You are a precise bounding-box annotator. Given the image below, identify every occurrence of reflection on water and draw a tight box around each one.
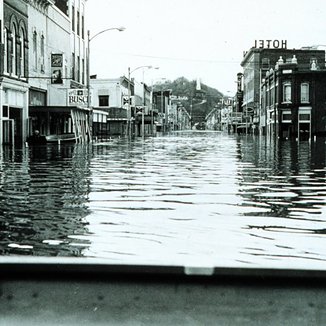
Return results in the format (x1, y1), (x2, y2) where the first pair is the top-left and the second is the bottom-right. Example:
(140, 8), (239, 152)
(1, 132), (326, 268)
(0, 145), (92, 256)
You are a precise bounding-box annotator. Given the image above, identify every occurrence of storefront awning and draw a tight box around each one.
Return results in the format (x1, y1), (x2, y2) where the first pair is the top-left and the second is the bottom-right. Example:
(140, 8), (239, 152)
(29, 106), (91, 114)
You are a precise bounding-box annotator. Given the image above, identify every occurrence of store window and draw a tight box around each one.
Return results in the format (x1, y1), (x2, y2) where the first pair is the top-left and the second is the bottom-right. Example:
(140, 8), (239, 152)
(282, 110), (292, 122)
(299, 113), (311, 121)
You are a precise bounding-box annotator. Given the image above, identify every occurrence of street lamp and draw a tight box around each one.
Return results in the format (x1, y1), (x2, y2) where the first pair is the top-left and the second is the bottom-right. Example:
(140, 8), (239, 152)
(87, 27), (125, 139)
(127, 65), (157, 137)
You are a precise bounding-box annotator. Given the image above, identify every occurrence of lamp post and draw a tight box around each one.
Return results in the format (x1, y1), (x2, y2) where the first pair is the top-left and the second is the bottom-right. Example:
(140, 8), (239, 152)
(87, 26), (125, 140)
(127, 65), (157, 137)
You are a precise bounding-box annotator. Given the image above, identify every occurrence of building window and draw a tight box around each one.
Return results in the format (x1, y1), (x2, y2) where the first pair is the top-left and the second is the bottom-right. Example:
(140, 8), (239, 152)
(261, 58), (270, 70)
(99, 95), (109, 107)
(20, 29), (25, 77)
(300, 83), (309, 103)
(40, 34), (45, 72)
(17, 34), (22, 77)
(72, 6), (75, 32)
(29, 89), (47, 106)
(41, 34), (45, 57)
(82, 58), (85, 84)
(71, 52), (75, 80)
(82, 15), (85, 39)
(12, 25), (17, 75)
(270, 87), (275, 106)
(299, 113), (311, 121)
(4, 28), (8, 73)
(282, 110), (292, 122)
(77, 11), (80, 36)
(77, 55), (80, 82)
(33, 31), (37, 70)
(283, 82), (291, 103)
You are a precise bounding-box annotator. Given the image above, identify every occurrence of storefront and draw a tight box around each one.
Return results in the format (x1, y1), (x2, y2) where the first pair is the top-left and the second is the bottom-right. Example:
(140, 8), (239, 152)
(0, 79), (29, 146)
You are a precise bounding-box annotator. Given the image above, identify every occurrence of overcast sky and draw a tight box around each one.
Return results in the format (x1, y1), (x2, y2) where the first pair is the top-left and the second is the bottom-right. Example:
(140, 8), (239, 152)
(86, 0), (326, 95)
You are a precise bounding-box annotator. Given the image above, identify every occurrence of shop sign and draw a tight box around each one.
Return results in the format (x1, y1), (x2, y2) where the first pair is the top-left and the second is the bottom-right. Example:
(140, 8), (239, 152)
(171, 95), (189, 101)
(68, 89), (89, 107)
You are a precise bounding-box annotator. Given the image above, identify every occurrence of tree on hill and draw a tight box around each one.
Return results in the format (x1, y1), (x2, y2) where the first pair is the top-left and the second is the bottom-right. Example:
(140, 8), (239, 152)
(153, 77), (224, 125)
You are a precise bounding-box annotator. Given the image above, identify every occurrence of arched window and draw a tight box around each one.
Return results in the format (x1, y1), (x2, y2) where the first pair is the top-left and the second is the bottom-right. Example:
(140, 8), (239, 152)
(16, 29), (22, 77)
(41, 34), (45, 72)
(300, 82), (309, 103)
(41, 34), (45, 57)
(20, 28), (25, 78)
(33, 31), (37, 69)
(283, 82), (292, 103)
(4, 28), (8, 73)
(11, 24), (17, 75)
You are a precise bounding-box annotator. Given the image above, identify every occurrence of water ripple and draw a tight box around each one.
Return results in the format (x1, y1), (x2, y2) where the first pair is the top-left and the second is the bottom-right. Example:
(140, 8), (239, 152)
(1, 133), (326, 269)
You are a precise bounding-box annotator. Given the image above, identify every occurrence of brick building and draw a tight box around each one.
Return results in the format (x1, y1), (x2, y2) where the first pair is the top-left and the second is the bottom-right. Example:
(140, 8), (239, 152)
(261, 54), (326, 140)
(240, 45), (325, 136)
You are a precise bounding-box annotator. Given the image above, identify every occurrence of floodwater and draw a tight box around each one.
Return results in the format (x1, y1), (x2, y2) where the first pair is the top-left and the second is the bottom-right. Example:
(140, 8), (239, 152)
(1, 131), (326, 269)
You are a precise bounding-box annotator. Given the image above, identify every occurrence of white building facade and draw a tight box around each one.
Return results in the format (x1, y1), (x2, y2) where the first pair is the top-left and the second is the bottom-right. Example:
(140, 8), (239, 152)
(90, 77), (131, 136)
(27, 0), (90, 143)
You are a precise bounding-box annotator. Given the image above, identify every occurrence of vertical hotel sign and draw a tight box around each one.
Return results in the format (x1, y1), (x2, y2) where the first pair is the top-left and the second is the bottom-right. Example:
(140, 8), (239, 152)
(51, 53), (63, 84)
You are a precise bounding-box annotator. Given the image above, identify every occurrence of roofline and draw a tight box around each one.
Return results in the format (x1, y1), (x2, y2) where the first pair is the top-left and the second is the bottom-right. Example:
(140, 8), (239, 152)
(241, 48), (326, 67)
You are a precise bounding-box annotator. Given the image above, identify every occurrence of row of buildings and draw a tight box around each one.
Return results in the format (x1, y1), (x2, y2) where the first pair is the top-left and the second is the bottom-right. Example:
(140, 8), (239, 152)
(206, 41), (326, 141)
(90, 77), (191, 139)
(0, 0), (191, 147)
(0, 0), (90, 146)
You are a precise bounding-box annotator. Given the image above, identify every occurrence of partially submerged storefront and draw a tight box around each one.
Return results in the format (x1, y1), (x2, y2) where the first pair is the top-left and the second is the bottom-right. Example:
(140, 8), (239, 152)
(0, 79), (29, 146)
(29, 105), (91, 143)
(29, 88), (108, 143)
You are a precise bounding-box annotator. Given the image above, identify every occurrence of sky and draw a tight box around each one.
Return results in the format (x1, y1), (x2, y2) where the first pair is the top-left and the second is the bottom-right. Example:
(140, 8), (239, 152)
(86, 0), (326, 95)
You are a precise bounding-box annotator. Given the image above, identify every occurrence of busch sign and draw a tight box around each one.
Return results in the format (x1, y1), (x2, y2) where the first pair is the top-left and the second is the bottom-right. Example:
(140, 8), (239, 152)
(68, 89), (89, 107)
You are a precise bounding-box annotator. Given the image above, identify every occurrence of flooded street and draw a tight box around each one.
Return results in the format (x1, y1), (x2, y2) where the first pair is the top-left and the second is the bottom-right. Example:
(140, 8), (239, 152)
(1, 131), (326, 269)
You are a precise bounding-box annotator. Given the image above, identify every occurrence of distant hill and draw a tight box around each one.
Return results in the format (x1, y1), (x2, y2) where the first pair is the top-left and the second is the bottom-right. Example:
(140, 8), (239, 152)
(153, 77), (224, 124)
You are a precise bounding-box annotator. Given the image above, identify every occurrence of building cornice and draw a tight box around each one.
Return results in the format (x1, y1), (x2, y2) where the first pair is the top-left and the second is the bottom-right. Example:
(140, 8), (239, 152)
(28, 0), (55, 12)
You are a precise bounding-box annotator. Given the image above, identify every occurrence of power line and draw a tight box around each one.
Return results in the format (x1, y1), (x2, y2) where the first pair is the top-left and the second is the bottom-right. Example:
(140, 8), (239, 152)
(113, 52), (241, 64)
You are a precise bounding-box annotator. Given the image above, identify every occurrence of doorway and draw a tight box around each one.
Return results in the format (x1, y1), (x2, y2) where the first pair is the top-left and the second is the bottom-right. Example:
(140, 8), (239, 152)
(2, 119), (15, 145)
(299, 122), (311, 141)
(9, 107), (23, 145)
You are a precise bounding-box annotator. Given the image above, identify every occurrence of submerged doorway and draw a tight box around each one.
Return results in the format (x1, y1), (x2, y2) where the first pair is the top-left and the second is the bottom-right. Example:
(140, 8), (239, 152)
(2, 119), (15, 145)
(298, 108), (311, 141)
(10, 107), (23, 145)
(298, 122), (311, 141)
